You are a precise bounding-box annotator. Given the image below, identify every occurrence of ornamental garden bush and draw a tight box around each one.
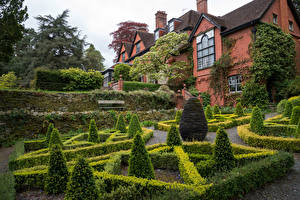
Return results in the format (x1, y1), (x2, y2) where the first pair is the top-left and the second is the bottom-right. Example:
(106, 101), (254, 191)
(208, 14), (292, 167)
(45, 123), (54, 146)
(205, 105), (213, 120)
(127, 114), (142, 138)
(290, 106), (300, 125)
(49, 128), (63, 147)
(175, 110), (182, 124)
(284, 101), (293, 118)
(277, 99), (287, 114)
(213, 105), (220, 115)
(250, 106), (264, 135)
(166, 125), (182, 147)
(88, 119), (99, 143)
(116, 114), (126, 133)
(234, 102), (244, 117)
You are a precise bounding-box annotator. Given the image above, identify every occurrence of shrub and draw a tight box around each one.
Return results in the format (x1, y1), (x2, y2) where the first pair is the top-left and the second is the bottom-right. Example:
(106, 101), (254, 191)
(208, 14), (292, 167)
(290, 106), (300, 125)
(241, 81), (269, 107)
(200, 92), (211, 107)
(286, 76), (300, 98)
(65, 157), (99, 200)
(166, 125), (182, 147)
(49, 128), (63, 147)
(205, 105), (213, 120)
(213, 105), (220, 115)
(108, 110), (117, 128)
(45, 123), (54, 146)
(0, 172), (15, 200)
(175, 110), (182, 124)
(234, 102), (244, 117)
(250, 106), (264, 135)
(283, 101), (293, 118)
(127, 114), (142, 138)
(213, 127), (235, 171)
(277, 99), (288, 114)
(0, 71), (17, 89)
(296, 119), (300, 137)
(196, 159), (216, 177)
(44, 144), (69, 194)
(123, 81), (160, 92)
(88, 119), (99, 143)
(189, 86), (199, 97)
(128, 132), (155, 179)
(116, 114), (126, 133)
(114, 63), (131, 81)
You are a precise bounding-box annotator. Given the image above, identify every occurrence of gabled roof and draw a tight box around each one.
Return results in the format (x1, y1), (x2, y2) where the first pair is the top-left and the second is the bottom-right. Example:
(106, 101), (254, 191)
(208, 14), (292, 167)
(123, 42), (133, 55)
(175, 10), (201, 32)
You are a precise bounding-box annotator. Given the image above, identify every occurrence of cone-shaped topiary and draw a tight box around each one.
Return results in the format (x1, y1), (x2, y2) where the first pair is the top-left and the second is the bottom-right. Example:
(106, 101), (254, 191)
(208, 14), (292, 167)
(284, 101), (293, 118)
(88, 119), (99, 143)
(46, 123), (54, 146)
(44, 144), (69, 194)
(290, 106), (300, 125)
(213, 127), (235, 171)
(116, 114), (126, 133)
(49, 128), (63, 147)
(175, 110), (182, 124)
(128, 132), (155, 179)
(213, 105), (220, 115)
(234, 102), (244, 117)
(65, 157), (99, 200)
(205, 105), (213, 120)
(250, 106), (264, 135)
(166, 124), (182, 146)
(127, 114), (142, 138)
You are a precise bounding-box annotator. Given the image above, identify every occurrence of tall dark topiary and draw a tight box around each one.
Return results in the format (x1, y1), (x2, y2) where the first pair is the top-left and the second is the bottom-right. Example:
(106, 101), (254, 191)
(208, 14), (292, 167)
(88, 119), (99, 143)
(166, 124), (182, 146)
(45, 144), (69, 194)
(46, 123), (54, 145)
(250, 106), (264, 135)
(179, 98), (208, 141)
(116, 114), (126, 133)
(49, 128), (63, 147)
(213, 105), (220, 115)
(65, 157), (99, 200)
(175, 110), (182, 124)
(290, 106), (300, 125)
(234, 102), (244, 117)
(128, 132), (155, 179)
(213, 127), (235, 171)
(284, 101), (293, 118)
(127, 114), (142, 138)
(205, 105), (213, 120)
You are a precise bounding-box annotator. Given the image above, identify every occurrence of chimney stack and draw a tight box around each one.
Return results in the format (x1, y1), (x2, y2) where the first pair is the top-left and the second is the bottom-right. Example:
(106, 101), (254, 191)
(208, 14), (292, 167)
(197, 0), (208, 14)
(155, 11), (167, 29)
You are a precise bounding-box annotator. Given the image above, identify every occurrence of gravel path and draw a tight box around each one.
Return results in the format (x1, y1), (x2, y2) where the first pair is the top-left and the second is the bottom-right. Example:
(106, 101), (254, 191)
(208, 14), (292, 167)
(146, 127), (167, 146)
(0, 146), (14, 173)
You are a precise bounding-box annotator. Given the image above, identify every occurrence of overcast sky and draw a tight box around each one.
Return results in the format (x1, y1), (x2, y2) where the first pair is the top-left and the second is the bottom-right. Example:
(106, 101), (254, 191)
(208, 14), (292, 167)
(24, 0), (252, 68)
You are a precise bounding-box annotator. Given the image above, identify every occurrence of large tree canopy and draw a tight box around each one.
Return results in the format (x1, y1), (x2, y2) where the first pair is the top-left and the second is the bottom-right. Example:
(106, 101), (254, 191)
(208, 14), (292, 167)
(0, 0), (28, 67)
(109, 21), (148, 62)
(83, 44), (105, 71)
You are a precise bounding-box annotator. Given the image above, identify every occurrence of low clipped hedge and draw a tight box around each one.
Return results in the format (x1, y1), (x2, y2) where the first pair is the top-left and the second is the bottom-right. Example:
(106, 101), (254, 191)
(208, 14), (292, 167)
(123, 81), (160, 92)
(238, 124), (300, 152)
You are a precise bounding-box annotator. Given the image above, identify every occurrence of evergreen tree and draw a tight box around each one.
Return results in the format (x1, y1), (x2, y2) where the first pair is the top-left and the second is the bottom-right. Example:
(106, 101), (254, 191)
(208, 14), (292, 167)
(213, 105), (220, 115)
(250, 106), (264, 134)
(213, 127), (235, 171)
(234, 102), (244, 117)
(284, 101), (293, 118)
(44, 144), (69, 194)
(205, 105), (213, 120)
(175, 110), (182, 124)
(127, 114), (142, 138)
(45, 123), (54, 146)
(49, 128), (63, 147)
(116, 114), (126, 133)
(290, 106), (300, 125)
(88, 119), (99, 143)
(128, 132), (155, 179)
(83, 44), (105, 71)
(166, 124), (182, 146)
(65, 157), (99, 200)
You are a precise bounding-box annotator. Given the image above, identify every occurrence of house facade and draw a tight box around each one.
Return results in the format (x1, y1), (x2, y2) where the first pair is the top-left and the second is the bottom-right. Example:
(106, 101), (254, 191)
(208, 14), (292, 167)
(116, 0), (300, 106)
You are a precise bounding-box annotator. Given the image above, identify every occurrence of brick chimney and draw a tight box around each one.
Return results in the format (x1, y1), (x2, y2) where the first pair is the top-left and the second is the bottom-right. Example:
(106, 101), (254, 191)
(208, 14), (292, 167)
(197, 0), (208, 14)
(155, 11), (167, 29)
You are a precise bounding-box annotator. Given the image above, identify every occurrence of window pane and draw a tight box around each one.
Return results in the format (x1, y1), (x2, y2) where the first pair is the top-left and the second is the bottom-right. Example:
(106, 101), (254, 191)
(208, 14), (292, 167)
(197, 51), (202, 57)
(197, 43), (201, 50)
(203, 49), (208, 56)
(208, 38), (214, 46)
(202, 36), (208, 48)
(208, 55), (214, 66)
(209, 47), (214, 54)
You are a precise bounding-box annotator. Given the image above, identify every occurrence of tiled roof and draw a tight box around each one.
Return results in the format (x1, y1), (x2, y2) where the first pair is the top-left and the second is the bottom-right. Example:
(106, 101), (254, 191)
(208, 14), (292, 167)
(136, 31), (155, 49)
(175, 10), (201, 32)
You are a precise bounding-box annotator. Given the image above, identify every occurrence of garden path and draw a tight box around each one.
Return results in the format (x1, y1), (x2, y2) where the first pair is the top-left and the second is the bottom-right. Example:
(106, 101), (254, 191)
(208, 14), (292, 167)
(0, 146), (14, 173)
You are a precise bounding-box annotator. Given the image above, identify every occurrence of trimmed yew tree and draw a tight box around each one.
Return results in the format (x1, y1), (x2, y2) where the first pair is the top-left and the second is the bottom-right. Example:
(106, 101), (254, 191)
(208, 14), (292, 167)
(49, 128), (63, 147)
(45, 123), (54, 145)
(284, 101), (293, 118)
(127, 114), (142, 138)
(128, 132), (155, 179)
(213, 105), (220, 115)
(213, 127), (235, 171)
(250, 106), (264, 135)
(290, 106), (300, 125)
(167, 124), (182, 146)
(205, 105), (213, 120)
(234, 102), (244, 117)
(65, 157), (99, 200)
(116, 114), (126, 133)
(44, 144), (69, 194)
(88, 119), (99, 143)
(175, 110), (182, 124)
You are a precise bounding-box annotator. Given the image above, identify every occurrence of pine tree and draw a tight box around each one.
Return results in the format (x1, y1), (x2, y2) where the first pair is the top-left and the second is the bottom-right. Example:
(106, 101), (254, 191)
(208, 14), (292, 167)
(175, 110), (182, 124)
(250, 106), (264, 134)
(49, 128), (63, 147)
(284, 101), (293, 118)
(88, 119), (99, 143)
(65, 157), (99, 200)
(205, 105), (213, 120)
(166, 124), (182, 146)
(127, 114), (142, 138)
(128, 132), (155, 179)
(116, 114), (126, 133)
(213, 105), (220, 115)
(213, 127), (235, 171)
(44, 144), (69, 194)
(234, 102), (244, 117)
(45, 123), (54, 146)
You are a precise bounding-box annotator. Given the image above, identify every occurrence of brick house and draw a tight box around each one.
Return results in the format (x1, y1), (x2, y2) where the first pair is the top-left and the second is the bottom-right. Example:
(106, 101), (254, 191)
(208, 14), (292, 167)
(116, 0), (300, 106)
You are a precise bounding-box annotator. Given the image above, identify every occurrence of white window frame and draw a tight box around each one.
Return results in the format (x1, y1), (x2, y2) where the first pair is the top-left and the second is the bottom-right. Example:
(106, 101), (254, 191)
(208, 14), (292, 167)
(228, 75), (242, 93)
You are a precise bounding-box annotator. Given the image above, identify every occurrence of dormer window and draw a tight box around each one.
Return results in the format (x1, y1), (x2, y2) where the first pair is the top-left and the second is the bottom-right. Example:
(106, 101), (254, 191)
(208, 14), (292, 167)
(169, 21), (174, 32)
(136, 42), (141, 54)
(155, 31), (159, 41)
(273, 13), (278, 24)
(289, 21), (294, 31)
(122, 52), (125, 62)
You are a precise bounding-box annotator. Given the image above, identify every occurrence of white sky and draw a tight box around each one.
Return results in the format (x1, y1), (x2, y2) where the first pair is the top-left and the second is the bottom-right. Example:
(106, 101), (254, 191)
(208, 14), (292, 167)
(24, 0), (252, 68)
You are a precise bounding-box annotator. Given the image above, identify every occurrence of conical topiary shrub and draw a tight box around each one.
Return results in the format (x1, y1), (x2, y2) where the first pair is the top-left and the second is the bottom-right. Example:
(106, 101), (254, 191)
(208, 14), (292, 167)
(250, 106), (264, 135)
(179, 98), (208, 141)
(128, 132), (155, 179)
(175, 110), (182, 124)
(49, 128), (63, 147)
(65, 157), (99, 200)
(234, 102), (244, 117)
(116, 114), (126, 133)
(284, 101), (293, 118)
(88, 119), (99, 143)
(205, 105), (213, 120)
(127, 114), (142, 138)
(44, 144), (69, 194)
(213, 105), (220, 115)
(290, 106), (300, 125)
(166, 124), (182, 146)
(46, 123), (54, 146)
(213, 127), (235, 171)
